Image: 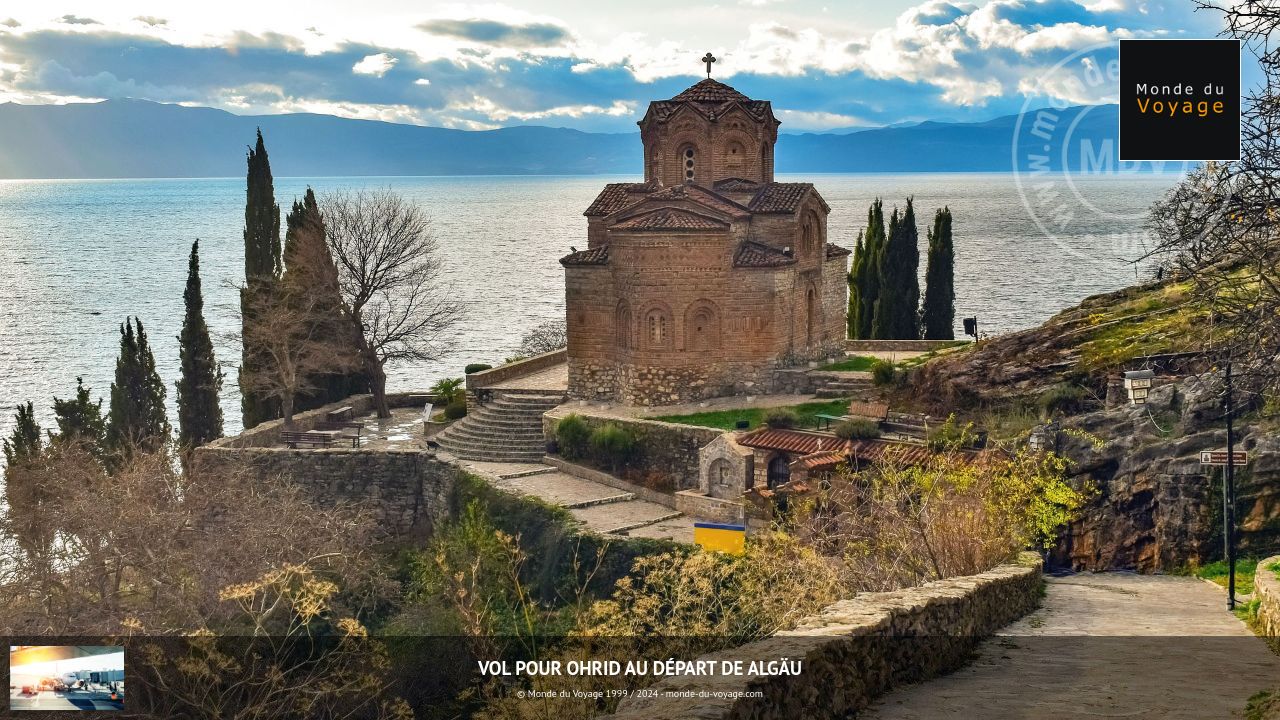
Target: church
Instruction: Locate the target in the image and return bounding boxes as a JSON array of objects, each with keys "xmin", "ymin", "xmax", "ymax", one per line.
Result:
[{"xmin": 561, "ymin": 61, "xmax": 850, "ymax": 406}]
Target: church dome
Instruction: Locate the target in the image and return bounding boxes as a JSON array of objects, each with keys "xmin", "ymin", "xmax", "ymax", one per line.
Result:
[{"xmin": 670, "ymin": 78, "xmax": 752, "ymax": 103}]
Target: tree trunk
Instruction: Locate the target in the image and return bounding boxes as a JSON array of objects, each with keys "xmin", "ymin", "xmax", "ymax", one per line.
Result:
[
  {"xmin": 282, "ymin": 394, "xmax": 295, "ymax": 427},
  {"xmin": 369, "ymin": 359, "xmax": 390, "ymax": 418}
]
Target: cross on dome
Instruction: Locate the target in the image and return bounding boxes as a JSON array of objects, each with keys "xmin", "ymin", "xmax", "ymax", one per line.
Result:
[{"xmin": 702, "ymin": 52, "xmax": 717, "ymax": 78}]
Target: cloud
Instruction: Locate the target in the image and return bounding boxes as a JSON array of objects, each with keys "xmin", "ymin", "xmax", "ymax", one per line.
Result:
[
  {"xmin": 416, "ymin": 18, "xmax": 571, "ymax": 48},
  {"xmin": 1, "ymin": 18, "xmax": 20, "ymax": 29},
  {"xmin": 56, "ymin": 15, "xmax": 100, "ymax": 26},
  {"xmin": 134, "ymin": 16, "xmax": 167, "ymax": 27},
  {"xmin": 352, "ymin": 53, "xmax": 397, "ymax": 76}
]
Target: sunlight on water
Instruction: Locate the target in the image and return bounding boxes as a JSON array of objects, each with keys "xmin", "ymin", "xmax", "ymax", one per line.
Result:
[{"xmin": 0, "ymin": 172, "xmax": 1177, "ymax": 441}]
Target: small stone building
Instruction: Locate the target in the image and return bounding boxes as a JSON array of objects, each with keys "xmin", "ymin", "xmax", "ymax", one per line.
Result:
[{"xmin": 561, "ymin": 76, "xmax": 850, "ymax": 406}]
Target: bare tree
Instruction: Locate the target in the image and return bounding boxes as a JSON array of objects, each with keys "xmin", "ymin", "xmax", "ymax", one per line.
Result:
[
  {"xmin": 323, "ymin": 189, "xmax": 464, "ymax": 418},
  {"xmin": 233, "ymin": 281, "xmax": 361, "ymax": 425},
  {"xmin": 1144, "ymin": 2, "xmax": 1280, "ymax": 398},
  {"xmin": 515, "ymin": 319, "xmax": 567, "ymax": 358}
]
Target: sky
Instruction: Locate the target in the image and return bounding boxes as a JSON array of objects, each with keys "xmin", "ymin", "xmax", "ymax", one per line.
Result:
[{"xmin": 0, "ymin": 0, "xmax": 1228, "ymax": 132}]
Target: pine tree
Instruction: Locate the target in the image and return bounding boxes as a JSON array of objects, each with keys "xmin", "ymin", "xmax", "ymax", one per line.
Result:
[
  {"xmin": 922, "ymin": 206, "xmax": 956, "ymax": 340},
  {"xmin": 851, "ymin": 199, "xmax": 886, "ymax": 339},
  {"xmin": 240, "ymin": 129, "xmax": 283, "ymax": 429},
  {"xmin": 107, "ymin": 318, "xmax": 171, "ymax": 464},
  {"xmin": 177, "ymin": 239, "xmax": 224, "ymax": 449},
  {"xmin": 871, "ymin": 199, "xmax": 922, "ymax": 339},
  {"xmin": 283, "ymin": 189, "xmax": 369, "ymax": 411},
  {"xmin": 52, "ymin": 377, "xmax": 107, "ymax": 456}
]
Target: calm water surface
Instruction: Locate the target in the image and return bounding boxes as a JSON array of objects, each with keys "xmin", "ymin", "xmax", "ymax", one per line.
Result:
[{"xmin": 0, "ymin": 172, "xmax": 1177, "ymax": 441}]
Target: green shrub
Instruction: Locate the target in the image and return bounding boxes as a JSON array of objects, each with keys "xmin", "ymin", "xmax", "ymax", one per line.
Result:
[
  {"xmin": 763, "ymin": 408, "xmax": 799, "ymax": 429},
  {"xmin": 555, "ymin": 414, "xmax": 591, "ymax": 461},
  {"xmin": 928, "ymin": 413, "xmax": 976, "ymax": 451},
  {"xmin": 588, "ymin": 422, "xmax": 635, "ymax": 471},
  {"xmin": 430, "ymin": 377, "xmax": 465, "ymax": 404},
  {"xmin": 870, "ymin": 359, "xmax": 896, "ymax": 386},
  {"xmin": 833, "ymin": 418, "xmax": 881, "ymax": 440},
  {"xmin": 1038, "ymin": 383, "xmax": 1089, "ymax": 417},
  {"xmin": 464, "ymin": 363, "xmax": 493, "ymax": 375},
  {"xmin": 444, "ymin": 397, "xmax": 467, "ymax": 420}
]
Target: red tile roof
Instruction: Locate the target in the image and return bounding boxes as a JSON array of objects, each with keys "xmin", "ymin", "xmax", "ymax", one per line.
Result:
[
  {"xmin": 584, "ymin": 182, "xmax": 656, "ymax": 216},
  {"xmin": 560, "ymin": 246, "xmax": 609, "ymax": 266},
  {"xmin": 738, "ymin": 428, "xmax": 846, "ymax": 455},
  {"xmin": 613, "ymin": 208, "xmax": 729, "ymax": 231},
  {"xmin": 733, "ymin": 240, "xmax": 795, "ymax": 268},
  {"xmin": 794, "ymin": 450, "xmax": 848, "ymax": 471},
  {"xmin": 672, "ymin": 78, "xmax": 751, "ymax": 103},
  {"xmin": 646, "ymin": 183, "xmax": 749, "ymax": 216},
  {"xmin": 748, "ymin": 183, "xmax": 817, "ymax": 213},
  {"xmin": 713, "ymin": 177, "xmax": 762, "ymax": 193},
  {"xmin": 826, "ymin": 242, "xmax": 852, "ymax": 259}
]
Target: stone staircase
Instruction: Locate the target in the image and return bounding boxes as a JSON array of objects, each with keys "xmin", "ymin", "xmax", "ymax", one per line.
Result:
[
  {"xmin": 435, "ymin": 391, "xmax": 564, "ymax": 463},
  {"xmin": 812, "ymin": 371, "xmax": 874, "ymax": 398}
]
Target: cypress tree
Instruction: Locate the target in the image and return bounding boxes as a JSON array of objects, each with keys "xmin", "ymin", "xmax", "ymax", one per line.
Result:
[
  {"xmin": 3, "ymin": 402, "xmax": 52, "ymax": 558},
  {"xmin": 52, "ymin": 377, "xmax": 107, "ymax": 456},
  {"xmin": 240, "ymin": 129, "xmax": 282, "ymax": 428},
  {"xmin": 922, "ymin": 207, "xmax": 956, "ymax": 340},
  {"xmin": 852, "ymin": 199, "xmax": 886, "ymax": 339},
  {"xmin": 283, "ymin": 188, "xmax": 369, "ymax": 411},
  {"xmin": 847, "ymin": 230, "xmax": 864, "ymax": 339},
  {"xmin": 107, "ymin": 318, "xmax": 171, "ymax": 464},
  {"xmin": 177, "ymin": 239, "xmax": 224, "ymax": 449},
  {"xmin": 871, "ymin": 198, "xmax": 922, "ymax": 340}
]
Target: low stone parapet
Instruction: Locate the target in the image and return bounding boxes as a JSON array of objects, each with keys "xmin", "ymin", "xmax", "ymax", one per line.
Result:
[
  {"xmin": 601, "ymin": 553, "xmax": 1043, "ymax": 720},
  {"xmin": 845, "ymin": 339, "xmax": 969, "ymax": 352},
  {"xmin": 1257, "ymin": 555, "xmax": 1280, "ymax": 647},
  {"xmin": 467, "ymin": 348, "xmax": 567, "ymax": 390}
]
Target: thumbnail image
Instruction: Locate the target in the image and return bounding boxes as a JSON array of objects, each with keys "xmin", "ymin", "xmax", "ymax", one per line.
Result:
[{"xmin": 9, "ymin": 646, "xmax": 124, "ymax": 712}]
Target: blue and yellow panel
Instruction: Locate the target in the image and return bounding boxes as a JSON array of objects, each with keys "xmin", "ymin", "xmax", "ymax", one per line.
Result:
[{"xmin": 693, "ymin": 522, "xmax": 746, "ymax": 555}]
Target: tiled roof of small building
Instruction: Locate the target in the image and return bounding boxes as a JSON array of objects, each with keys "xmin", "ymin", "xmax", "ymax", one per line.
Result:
[
  {"xmin": 794, "ymin": 450, "xmax": 849, "ymax": 471},
  {"xmin": 738, "ymin": 428, "xmax": 846, "ymax": 455},
  {"xmin": 748, "ymin": 182, "xmax": 815, "ymax": 213},
  {"xmin": 825, "ymin": 242, "xmax": 853, "ymax": 259},
  {"xmin": 733, "ymin": 240, "xmax": 795, "ymax": 268},
  {"xmin": 584, "ymin": 182, "xmax": 656, "ymax": 216},
  {"xmin": 613, "ymin": 208, "xmax": 729, "ymax": 231},
  {"xmin": 559, "ymin": 245, "xmax": 609, "ymax": 266}
]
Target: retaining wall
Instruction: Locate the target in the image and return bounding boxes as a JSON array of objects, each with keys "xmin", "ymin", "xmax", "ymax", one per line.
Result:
[
  {"xmin": 543, "ymin": 407, "xmax": 723, "ymax": 491},
  {"xmin": 1257, "ymin": 555, "xmax": 1280, "ymax": 648},
  {"xmin": 207, "ymin": 392, "xmax": 427, "ymax": 449},
  {"xmin": 192, "ymin": 445, "xmax": 457, "ymax": 539},
  {"xmin": 602, "ymin": 553, "xmax": 1043, "ymax": 720},
  {"xmin": 845, "ymin": 339, "xmax": 969, "ymax": 352},
  {"xmin": 467, "ymin": 348, "xmax": 567, "ymax": 390}
]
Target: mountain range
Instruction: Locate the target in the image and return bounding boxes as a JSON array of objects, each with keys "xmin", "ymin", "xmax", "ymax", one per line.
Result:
[{"xmin": 0, "ymin": 99, "xmax": 1120, "ymax": 179}]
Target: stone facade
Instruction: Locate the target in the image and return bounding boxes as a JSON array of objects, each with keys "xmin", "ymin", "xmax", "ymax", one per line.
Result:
[
  {"xmin": 563, "ymin": 78, "xmax": 850, "ymax": 406},
  {"xmin": 698, "ymin": 433, "xmax": 755, "ymax": 499},
  {"xmin": 601, "ymin": 553, "xmax": 1043, "ymax": 720}
]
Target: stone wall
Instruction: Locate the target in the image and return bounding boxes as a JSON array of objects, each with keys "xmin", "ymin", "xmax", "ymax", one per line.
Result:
[
  {"xmin": 467, "ymin": 349, "xmax": 567, "ymax": 391},
  {"xmin": 601, "ymin": 553, "xmax": 1043, "ymax": 720},
  {"xmin": 191, "ymin": 445, "xmax": 458, "ymax": 539},
  {"xmin": 845, "ymin": 339, "xmax": 969, "ymax": 352},
  {"xmin": 1257, "ymin": 555, "xmax": 1280, "ymax": 648},
  {"xmin": 208, "ymin": 393, "xmax": 426, "ymax": 449},
  {"xmin": 544, "ymin": 407, "xmax": 722, "ymax": 491}
]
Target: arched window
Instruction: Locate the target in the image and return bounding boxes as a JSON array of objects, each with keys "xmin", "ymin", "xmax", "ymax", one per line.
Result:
[
  {"xmin": 646, "ymin": 309, "xmax": 670, "ymax": 349},
  {"xmin": 801, "ymin": 210, "xmax": 821, "ymax": 255},
  {"xmin": 710, "ymin": 458, "xmax": 732, "ymax": 488},
  {"xmin": 616, "ymin": 303, "xmax": 632, "ymax": 350},
  {"xmin": 725, "ymin": 140, "xmax": 745, "ymax": 169},
  {"xmin": 805, "ymin": 286, "xmax": 817, "ymax": 345},
  {"xmin": 682, "ymin": 146, "xmax": 696, "ymax": 182}
]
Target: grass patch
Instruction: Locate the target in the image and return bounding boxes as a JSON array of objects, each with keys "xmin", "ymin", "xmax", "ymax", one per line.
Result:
[
  {"xmin": 820, "ymin": 355, "xmax": 879, "ymax": 372},
  {"xmin": 1194, "ymin": 557, "xmax": 1259, "ymax": 595},
  {"xmin": 655, "ymin": 399, "xmax": 851, "ymax": 432}
]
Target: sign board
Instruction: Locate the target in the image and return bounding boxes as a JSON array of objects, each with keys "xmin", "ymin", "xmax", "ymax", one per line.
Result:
[
  {"xmin": 1200, "ymin": 450, "xmax": 1248, "ymax": 466},
  {"xmin": 693, "ymin": 522, "xmax": 746, "ymax": 555}
]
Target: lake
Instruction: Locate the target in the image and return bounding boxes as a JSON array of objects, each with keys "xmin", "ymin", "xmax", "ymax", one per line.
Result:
[{"xmin": 0, "ymin": 172, "xmax": 1177, "ymax": 441}]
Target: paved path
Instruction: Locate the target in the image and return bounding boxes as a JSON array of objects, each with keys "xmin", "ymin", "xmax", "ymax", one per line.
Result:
[
  {"xmin": 461, "ymin": 461, "xmax": 694, "ymax": 542},
  {"xmin": 865, "ymin": 572, "xmax": 1280, "ymax": 719},
  {"xmin": 486, "ymin": 363, "xmax": 569, "ymax": 392}
]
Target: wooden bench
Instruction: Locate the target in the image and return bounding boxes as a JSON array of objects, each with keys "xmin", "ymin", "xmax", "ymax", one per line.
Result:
[
  {"xmin": 312, "ymin": 421, "xmax": 364, "ymax": 447},
  {"xmin": 280, "ymin": 430, "xmax": 339, "ymax": 448},
  {"xmin": 326, "ymin": 406, "xmax": 355, "ymax": 422}
]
